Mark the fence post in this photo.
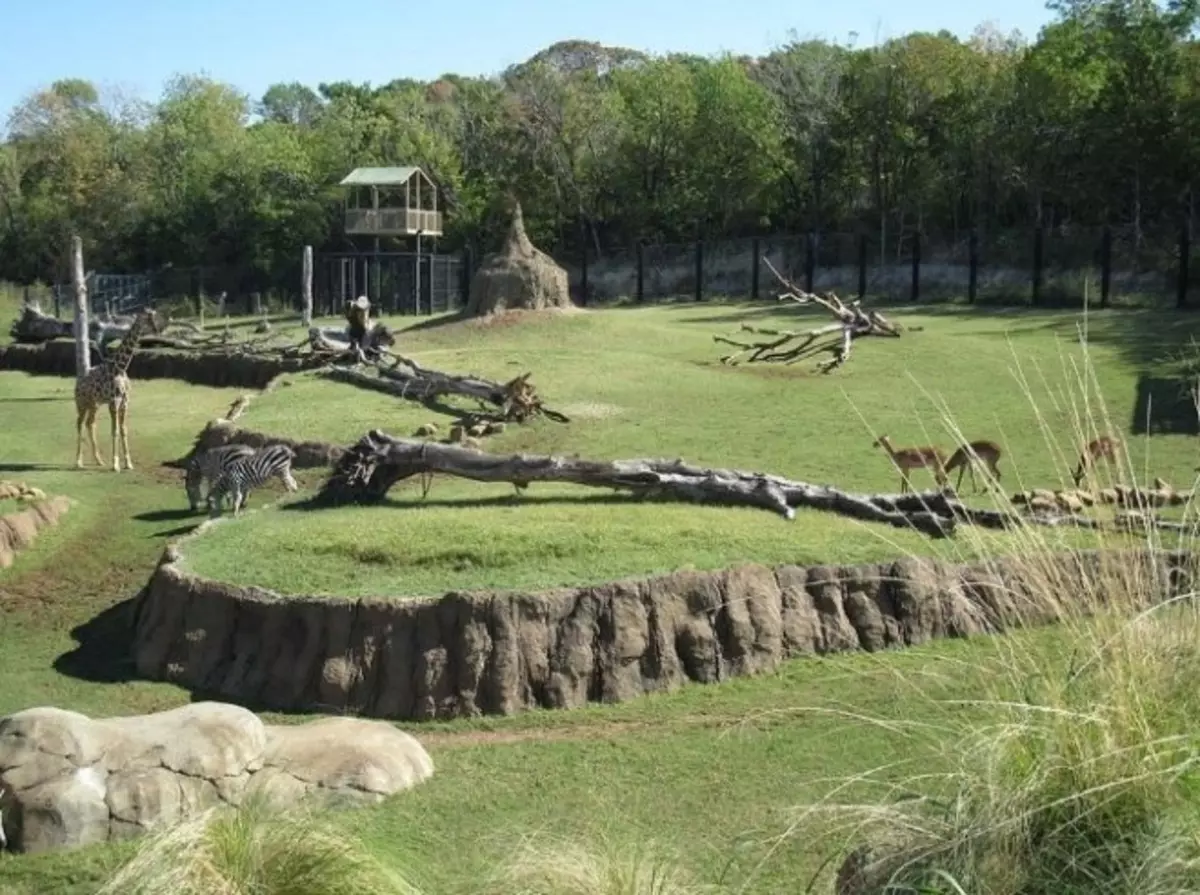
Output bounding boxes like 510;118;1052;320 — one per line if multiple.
910;232;921;302
301;246;313;325
968;228;979;304
636;241;645;303
750;237;761;300
694;238;704;301
804;232;816;293
1178;221;1191;310
1100;227;1112;308
857;233;868;299
1032;225;1044;307
461;246;473;308
71;235;90;379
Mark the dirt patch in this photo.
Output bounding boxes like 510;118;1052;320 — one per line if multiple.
0;490;72;569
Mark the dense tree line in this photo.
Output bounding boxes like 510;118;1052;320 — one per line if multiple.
1;0;1198;290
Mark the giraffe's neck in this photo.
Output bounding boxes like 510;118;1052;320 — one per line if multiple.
106;313;151;374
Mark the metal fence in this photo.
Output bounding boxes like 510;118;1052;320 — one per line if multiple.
45;272;153;317
315;252;465;316
563;224;1200;310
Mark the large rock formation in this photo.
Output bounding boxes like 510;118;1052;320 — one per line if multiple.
130;535;1200;723
0;702;433;855
466;201;572;315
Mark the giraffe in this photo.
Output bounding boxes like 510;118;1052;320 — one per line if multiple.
74;307;159;472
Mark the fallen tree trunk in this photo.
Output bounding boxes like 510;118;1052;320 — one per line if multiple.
313;430;988;537
311;431;1191;540
321;360;570;424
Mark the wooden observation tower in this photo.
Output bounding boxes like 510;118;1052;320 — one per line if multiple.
339;166;444;249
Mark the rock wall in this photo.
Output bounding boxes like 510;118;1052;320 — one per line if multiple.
185;422;344;470
0;340;323;389
131;542;1200;721
0;495;71;569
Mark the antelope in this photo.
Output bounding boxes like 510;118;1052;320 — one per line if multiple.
872;434;948;493
943;439;1003;494
1071;435;1121;487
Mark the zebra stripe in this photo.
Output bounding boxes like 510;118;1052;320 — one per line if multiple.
208;443;299;517
185;443;257;512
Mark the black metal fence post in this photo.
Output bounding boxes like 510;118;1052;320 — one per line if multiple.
857;233;868;299
750;237;761;300
694;238;704;301
910;232;921;302
460;246;473;308
1100;227;1112;308
968;228;979;304
1032;225;1044;307
804;232;816;293
579;239;589;307
635;241;645;303
1178;221;1191;310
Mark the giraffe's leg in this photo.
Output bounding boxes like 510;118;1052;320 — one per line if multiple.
118;403;133;470
108;403;121;472
86;407;104;467
75;406;87;468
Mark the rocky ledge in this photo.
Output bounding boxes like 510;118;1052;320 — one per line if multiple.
130;535;1200;723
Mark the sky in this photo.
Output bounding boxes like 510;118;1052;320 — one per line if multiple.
0;0;1058;118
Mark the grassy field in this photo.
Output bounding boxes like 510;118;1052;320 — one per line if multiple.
176;302;1200;599
1;298;1199;893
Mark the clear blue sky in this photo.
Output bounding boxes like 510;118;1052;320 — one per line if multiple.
1;0;1056;118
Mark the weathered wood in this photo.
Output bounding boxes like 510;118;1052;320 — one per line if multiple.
313;430;979;536
301;245;314;326
320;359;570;424
71;236;89;379
715;256;911;373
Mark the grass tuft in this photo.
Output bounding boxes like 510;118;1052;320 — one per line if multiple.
96;799;421;895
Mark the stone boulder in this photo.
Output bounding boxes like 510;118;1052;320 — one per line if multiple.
0;702;433;854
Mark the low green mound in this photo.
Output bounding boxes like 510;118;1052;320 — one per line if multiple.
181;304;1199;598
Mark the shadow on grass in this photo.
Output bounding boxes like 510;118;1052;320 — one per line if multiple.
0;462;61;472
279;490;659;514
53;594;142;685
0;395;70;404
132;507;200;523
1132;375;1199;435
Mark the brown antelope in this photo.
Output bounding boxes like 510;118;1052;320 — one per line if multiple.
1071;435;1121;487
943;440;1003;494
872;434;948;493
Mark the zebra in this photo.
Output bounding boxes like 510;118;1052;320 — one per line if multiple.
208;443;299;517
185;443;257;512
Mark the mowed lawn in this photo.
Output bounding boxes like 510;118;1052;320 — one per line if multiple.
176;302;1200;598
0;300;1196;893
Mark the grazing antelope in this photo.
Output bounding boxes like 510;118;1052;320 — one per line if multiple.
943;439;1003;493
872;435;948;493
1071;435;1121;487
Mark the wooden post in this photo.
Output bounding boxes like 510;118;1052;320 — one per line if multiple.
694;238;704;301
461;246;473;309
302;245;313;325
750;237;761;300
968;228;979;304
1100;227;1112;308
71;235;90;379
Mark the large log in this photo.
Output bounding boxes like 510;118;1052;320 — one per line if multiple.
321;359;570;424
311;430;1002;537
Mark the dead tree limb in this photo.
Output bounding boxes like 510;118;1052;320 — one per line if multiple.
321;360;570;425
715;257;905;373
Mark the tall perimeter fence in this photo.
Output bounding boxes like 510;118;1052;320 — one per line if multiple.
10;224;1200;318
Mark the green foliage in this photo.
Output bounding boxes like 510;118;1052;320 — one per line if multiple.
3;4;1200;284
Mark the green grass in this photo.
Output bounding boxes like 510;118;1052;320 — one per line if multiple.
1;301;1200;893
178;303;1200;599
